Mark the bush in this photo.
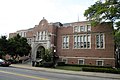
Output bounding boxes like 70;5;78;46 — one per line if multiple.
43;62;54;68
7;59;19;64
82;67;120;74
57;61;65;66
64;64;112;68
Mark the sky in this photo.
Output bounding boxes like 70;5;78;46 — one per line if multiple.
0;0;97;37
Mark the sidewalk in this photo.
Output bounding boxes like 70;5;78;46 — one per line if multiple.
10;64;120;79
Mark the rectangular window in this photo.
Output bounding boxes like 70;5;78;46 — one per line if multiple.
43;31;45;40
74;26;78;32
74;34;91;49
62;58;68;64
87;25;91;31
96;34;105;49
37;32;40;40
62;36;69;49
74;25;91;33
83;35;87;48
96;60;104;66
78;59;84;65
39;32;42;40
80;26;85;32
87;35;91;48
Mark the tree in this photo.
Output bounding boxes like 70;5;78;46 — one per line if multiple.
8;34;31;59
0;36;9;59
84;0;120;67
84;0;120;28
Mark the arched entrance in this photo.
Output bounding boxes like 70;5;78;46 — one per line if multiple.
36;46;45;60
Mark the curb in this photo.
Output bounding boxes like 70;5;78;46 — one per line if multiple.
10;64;120;79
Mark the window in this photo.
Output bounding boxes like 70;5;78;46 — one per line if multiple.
96;60;104;66
36;31;48;41
43;31;45;40
80;26;85;32
37;32;40;40
62;36;69;49
74;25;91;33
78;59;84;65
96;33;105;49
62;58;68;64
87;25;91;31
74;34;91;49
41;32;43;40
74;26;78;32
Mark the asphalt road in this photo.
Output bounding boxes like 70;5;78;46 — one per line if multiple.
0;67;118;80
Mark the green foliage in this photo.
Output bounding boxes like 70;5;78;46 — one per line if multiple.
42;62;54;68
82;67;120;74
64;64;112;68
84;0;120;27
57;61;65;66
8;34;31;57
0;36;9;58
0;34;31;60
43;49;52;62
115;31;120;44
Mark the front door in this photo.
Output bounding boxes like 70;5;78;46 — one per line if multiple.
36;46;45;60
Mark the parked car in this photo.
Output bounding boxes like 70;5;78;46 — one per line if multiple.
0;59;11;67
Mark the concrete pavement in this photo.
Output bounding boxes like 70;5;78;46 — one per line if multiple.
10;64;120;79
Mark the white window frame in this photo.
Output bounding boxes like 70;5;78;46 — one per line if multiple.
62;58;68;64
73;34;91;49
96;60;104;66
80;26;85;32
95;33;105;49
62;35;69;49
73;25;91;33
78;59;84;65
74;26;79;32
87;24;91;32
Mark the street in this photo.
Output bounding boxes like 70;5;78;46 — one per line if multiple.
0;67;118;80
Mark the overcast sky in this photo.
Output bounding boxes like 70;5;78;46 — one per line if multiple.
0;0;97;37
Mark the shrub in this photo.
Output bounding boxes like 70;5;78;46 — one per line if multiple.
43;62;54;68
82;67;120;74
7;59;19;64
65;64;112;68
42;49;52;62
57;61;65;66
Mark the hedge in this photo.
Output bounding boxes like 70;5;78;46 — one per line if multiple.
82;67;120;74
63;64;112;68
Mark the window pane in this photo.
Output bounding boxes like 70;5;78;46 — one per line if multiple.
96;34;104;48
74;36;77;42
66;36;69;42
87;25;91;31
74;26;78;32
63;59;67;64
62;36;69;49
80;26;84;32
78;60;84;65
63;37;66;42
97;61;103;66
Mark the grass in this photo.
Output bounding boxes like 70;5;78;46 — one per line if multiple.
55;66;82;71
54;65;120;74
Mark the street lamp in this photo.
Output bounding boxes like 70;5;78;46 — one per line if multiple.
54;49;56;53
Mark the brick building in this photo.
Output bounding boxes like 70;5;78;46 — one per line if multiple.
9;18;115;67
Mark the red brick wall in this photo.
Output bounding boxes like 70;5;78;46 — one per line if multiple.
56;22;115;67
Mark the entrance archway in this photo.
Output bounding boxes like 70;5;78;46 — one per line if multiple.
36;46;45;60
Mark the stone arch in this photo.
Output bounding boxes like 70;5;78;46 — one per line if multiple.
36;46;45;60
31;43;47;61
34;43;46;60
